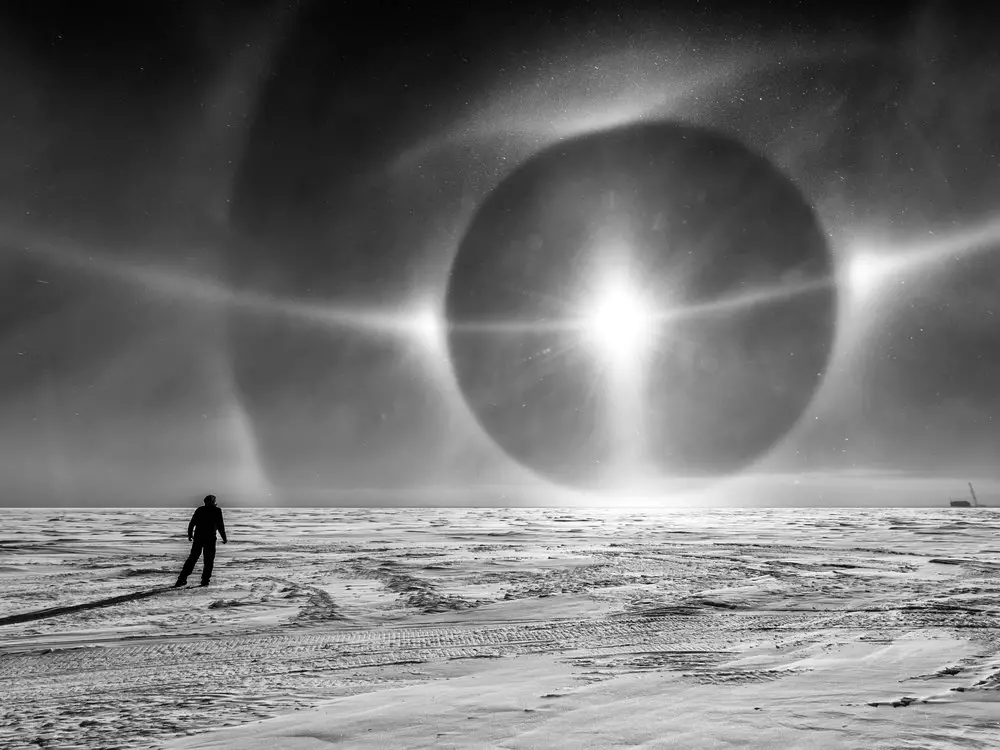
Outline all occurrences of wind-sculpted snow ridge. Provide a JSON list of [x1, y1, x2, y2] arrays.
[[3, 508, 1000, 749]]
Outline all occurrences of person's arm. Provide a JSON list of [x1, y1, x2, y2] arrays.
[[218, 509, 228, 544], [187, 509, 198, 540]]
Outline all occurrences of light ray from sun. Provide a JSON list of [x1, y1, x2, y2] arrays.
[[844, 215, 1000, 305], [9, 211, 1000, 419], [447, 274, 834, 335], [3, 227, 418, 336]]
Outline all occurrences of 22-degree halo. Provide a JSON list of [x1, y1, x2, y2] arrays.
[[445, 121, 837, 489]]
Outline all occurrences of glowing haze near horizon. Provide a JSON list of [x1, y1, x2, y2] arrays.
[[1, 1, 999, 507]]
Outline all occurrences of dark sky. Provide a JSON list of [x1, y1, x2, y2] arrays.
[[1, 0, 999, 507]]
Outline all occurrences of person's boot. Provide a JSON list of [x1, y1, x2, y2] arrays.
[[173, 579, 186, 588], [199, 581, 210, 587]]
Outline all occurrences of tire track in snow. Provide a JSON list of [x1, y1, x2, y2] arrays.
[[3, 609, 997, 748]]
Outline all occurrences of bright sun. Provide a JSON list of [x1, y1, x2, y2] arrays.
[[583, 271, 657, 365]]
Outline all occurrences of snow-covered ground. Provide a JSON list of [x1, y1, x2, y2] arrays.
[[3, 507, 1000, 748]]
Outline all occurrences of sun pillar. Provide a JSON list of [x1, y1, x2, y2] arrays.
[[581, 255, 657, 487]]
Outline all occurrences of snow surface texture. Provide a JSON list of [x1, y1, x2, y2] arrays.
[[3, 507, 1000, 749]]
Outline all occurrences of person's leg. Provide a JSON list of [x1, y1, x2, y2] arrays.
[[176, 541, 203, 586], [200, 541, 217, 585]]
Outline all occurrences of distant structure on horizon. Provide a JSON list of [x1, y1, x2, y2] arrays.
[[949, 482, 980, 508]]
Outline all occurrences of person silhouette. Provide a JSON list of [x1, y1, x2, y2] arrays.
[[174, 495, 228, 588]]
